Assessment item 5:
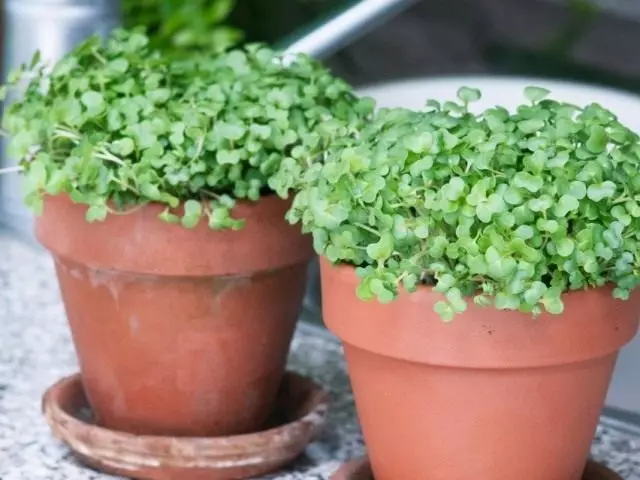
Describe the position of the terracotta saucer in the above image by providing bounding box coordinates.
[43,371,329,480]
[330,457,623,480]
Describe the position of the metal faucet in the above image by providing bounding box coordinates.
[283,0,419,61]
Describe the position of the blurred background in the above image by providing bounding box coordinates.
[1,0,639,428]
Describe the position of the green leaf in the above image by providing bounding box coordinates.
[542,294,564,315]
[414,220,430,239]
[366,232,394,262]
[485,246,516,279]
[473,295,492,307]
[536,218,559,233]
[569,181,587,199]
[312,200,349,229]
[554,194,580,217]
[29,50,42,69]
[578,249,599,274]
[514,225,534,240]
[524,86,550,103]
[25,161,47,189]
[45,170,66,194]
[587,181,616,202]
[356,278,375,301]
[476,203,493,223]
[586,125,608,154]
[108,58,129,74]
[217,150,241,165]
[24,191,43,215]
[369,278,395,303]
[613,287,630,301]
[495,292,519,310]
[216,122,247,141]
[445,176,466,201]
[426,99,441,110]
[81,90,105,114]
[504,187,524,205]
[524,281,547,305]
[497,211,515,228]
[435,273,456,292]
[158,207,180,224]
[603,222,624,249]
[181,200,202,228]
[86,204,107,222]
[403,132,433,154]
[528,195,553,212]
[547,151,570,169]
[148,88,170,104]
[112,138,135,156]
[555,238,575,257]
[445,287,467,313]
[513,172,543,193]
[457,86,481,103]
[141,183,161,200]
[517,119,545,134]
[434,301,455,322]
[611,205,631,226]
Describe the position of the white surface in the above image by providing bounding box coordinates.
[356,75,640,415]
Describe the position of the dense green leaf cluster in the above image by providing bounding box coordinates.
[288,86,640,320]
[1,28,372,229]
[122,0,243,56]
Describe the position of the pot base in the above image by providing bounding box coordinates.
[43,372,329,480]
[330,457,622,480]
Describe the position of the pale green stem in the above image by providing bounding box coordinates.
[0,165,23,174]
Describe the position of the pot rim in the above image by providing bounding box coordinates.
[35,194,314,277]
[319,259,640,369]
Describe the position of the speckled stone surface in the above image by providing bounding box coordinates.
[0,231,639,479]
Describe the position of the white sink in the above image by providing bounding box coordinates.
[352,75,640,415]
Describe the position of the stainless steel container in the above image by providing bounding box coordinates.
[0,0,120,238]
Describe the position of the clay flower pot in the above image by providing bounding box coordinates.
[320,259,640,480]
[36,194,313,437]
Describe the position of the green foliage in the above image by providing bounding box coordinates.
[1,28,371,229]
[122,0,243,56]
[288,86,640,320]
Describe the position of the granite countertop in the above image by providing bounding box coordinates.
[1,231,640,479]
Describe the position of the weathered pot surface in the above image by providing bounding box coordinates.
[43,372,329,480]
[320,259,640,480]
[36,194,314,437]
[330,457,623,480]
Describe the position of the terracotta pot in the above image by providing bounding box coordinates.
[320,259,640,480]
[36,194,313,437]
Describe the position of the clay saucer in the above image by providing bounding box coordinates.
[330,457,623,480]
[43,372,328,480]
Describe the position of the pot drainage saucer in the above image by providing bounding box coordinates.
[330,456,623,480]
[42,371,329,480]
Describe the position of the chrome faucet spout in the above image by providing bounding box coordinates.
[282,0,418,62]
